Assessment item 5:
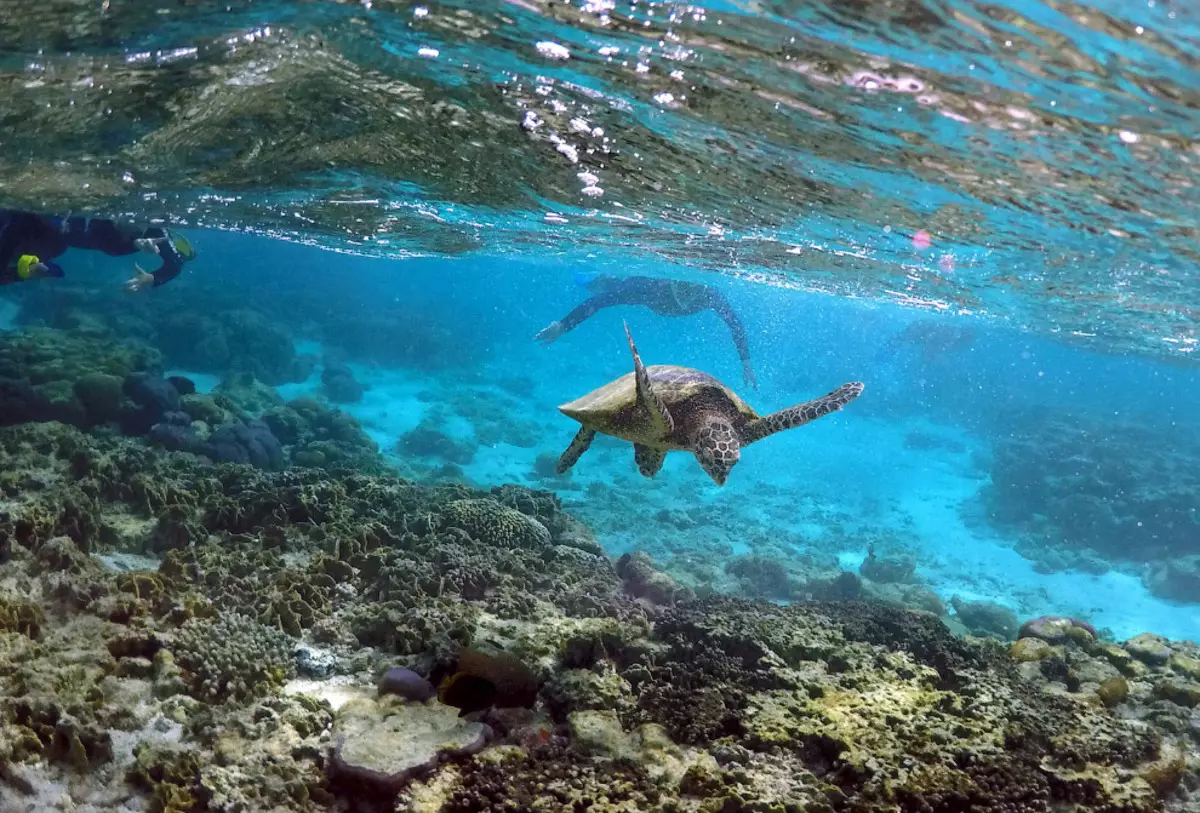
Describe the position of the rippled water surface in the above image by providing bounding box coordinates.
[2,0,1197,360]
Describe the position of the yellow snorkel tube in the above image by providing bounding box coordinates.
[169,232,196,262]
[16,254,39,280]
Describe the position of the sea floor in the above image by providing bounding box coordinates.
[173,336,1199,643]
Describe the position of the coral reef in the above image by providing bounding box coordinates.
[262,396,383,472]
[330,692,490,794]
[170,613,297,701]
[0,329,163,429]
[320,361,366,404]
[984,411,1200,594]
[398,419,478,466]
[149,412,285,470]
[0,421,1197,813]
[15,291,314,386]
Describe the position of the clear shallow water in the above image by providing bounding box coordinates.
[4,228,1197,642]
[0,0,1198,640]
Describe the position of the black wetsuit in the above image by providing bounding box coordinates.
[559,276,756,384]
[0,209,185,286]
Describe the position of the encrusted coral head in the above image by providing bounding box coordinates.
[435,648,540,715]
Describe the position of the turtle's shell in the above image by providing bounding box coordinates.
[559,365,758,449]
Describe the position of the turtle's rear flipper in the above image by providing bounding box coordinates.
[742,382,864,445]
[624,321,675,436]
[634,444,665,478]
[556,427,596,473]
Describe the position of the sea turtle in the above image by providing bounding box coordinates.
[555,323,865,486]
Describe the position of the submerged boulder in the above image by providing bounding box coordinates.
[321,361,366,404]
[198,418,284,470]
[950,596,1019,640]
[329,693,490,793]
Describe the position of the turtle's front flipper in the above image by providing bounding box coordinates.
[624,321,675,436]
[557,427,596,473]
[742,382,864,445]
[633,444,665,478]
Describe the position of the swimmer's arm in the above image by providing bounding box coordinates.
[557,289,629,332]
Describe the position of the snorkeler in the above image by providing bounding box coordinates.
[536,273,759,389]
[0,209,196,291]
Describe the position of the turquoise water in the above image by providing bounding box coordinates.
[4,225,1198,641]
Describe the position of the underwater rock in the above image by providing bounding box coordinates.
[295,644,339,679]
[437,648,540,713]
[985,412,1200,571]
[0,328,162,429]
[1144,555,1200,604]
[0,594,45,638]
[616,551,689,605]
[320,361,366,403]
[1126,632,1173,666]
[378,667,435,702]
[950,595,1019,640]
[215,371,284,413]
[147,417,199,453]
[724,555,796,600]
[329,693,490,794]
[124,371,181,415]
[158,309,309,386]
[166,374,197,395]
[121,372,181,434]
[178,392,228,425]
[198,418,284,470]
[147,412,284,470]
[807,569,864,601]
[859,546,917,584]
[568,709,629,758]
[1018,615,1096,645]
[1154,679,1200,708]
[262,396,382,472]
[1170,654,1200,681]
[1097,676,1129,708]
[1010,637,1056,662]
[544,667,635,719]
[73,371,125,423]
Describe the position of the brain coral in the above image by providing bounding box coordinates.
[440,498,551,550]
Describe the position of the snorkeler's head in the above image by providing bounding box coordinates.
[573,272,618,293]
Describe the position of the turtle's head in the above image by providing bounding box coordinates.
[692,415,740,486]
